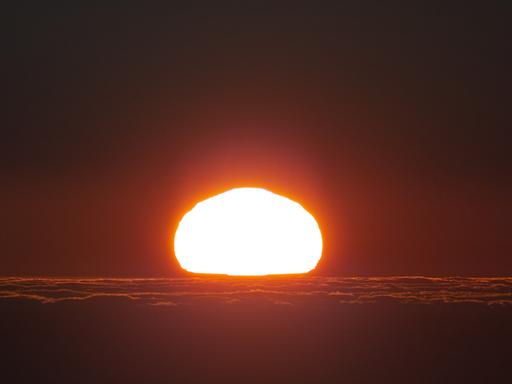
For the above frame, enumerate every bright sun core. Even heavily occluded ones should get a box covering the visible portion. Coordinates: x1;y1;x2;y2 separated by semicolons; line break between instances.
174;188;323;276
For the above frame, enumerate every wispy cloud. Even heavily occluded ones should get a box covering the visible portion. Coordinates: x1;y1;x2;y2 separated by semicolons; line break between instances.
1;276;511;306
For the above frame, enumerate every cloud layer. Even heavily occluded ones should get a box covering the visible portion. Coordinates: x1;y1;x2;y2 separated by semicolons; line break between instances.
1;276;511;306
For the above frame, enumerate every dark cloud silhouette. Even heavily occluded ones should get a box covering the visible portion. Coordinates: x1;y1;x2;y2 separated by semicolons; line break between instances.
2;276;512;383
2;276;511;306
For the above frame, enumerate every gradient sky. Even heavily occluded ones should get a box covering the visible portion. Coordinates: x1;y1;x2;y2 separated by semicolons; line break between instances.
2;2;511;276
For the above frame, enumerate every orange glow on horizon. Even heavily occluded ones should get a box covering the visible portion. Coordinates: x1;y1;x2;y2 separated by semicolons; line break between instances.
174;188;323;276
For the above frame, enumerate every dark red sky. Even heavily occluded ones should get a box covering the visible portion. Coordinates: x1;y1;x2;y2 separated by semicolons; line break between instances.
2;1;511;276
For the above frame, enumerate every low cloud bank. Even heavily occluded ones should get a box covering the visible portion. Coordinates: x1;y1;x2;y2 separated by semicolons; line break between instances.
1;276;511;306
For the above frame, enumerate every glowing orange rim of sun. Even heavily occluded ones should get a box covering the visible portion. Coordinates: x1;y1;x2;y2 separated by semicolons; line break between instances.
173;187;323;276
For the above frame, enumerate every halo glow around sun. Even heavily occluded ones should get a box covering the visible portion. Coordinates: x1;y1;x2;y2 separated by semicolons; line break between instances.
174;188;323;276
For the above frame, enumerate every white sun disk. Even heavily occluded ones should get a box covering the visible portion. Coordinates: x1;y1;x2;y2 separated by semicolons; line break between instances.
174;188;323;276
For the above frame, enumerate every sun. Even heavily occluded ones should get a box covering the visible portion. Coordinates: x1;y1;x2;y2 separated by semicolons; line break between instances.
174;187;323;276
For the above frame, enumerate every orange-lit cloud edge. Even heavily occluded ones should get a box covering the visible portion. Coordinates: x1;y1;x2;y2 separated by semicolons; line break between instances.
1;277;511;306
